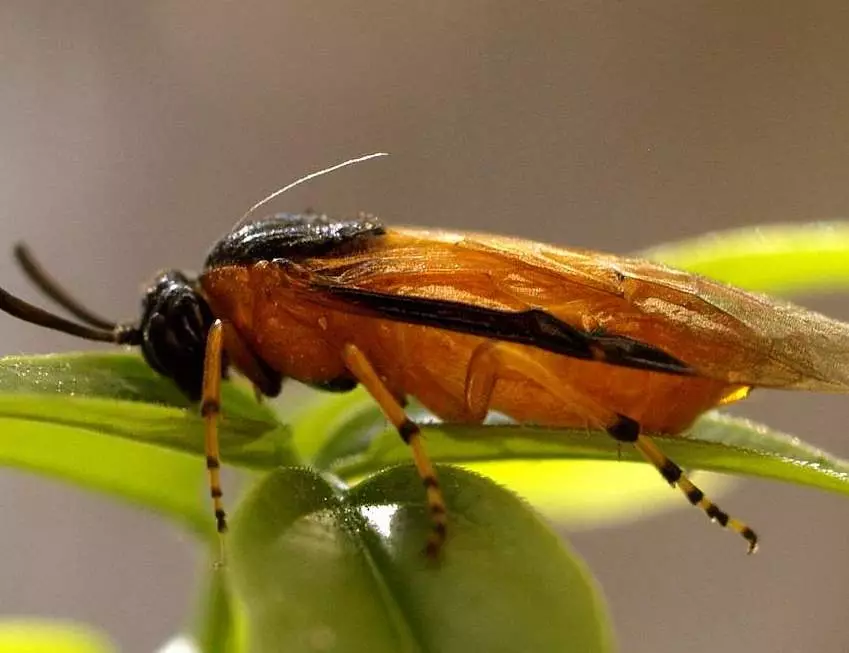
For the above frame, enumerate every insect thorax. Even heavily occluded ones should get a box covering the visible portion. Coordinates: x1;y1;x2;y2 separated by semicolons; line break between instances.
203;212;385;269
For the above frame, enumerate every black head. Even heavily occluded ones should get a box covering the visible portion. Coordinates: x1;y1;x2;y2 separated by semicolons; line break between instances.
0;244;215;401
137;270;216;400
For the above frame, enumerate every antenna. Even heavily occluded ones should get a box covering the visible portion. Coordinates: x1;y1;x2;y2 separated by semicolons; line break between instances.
235;151;389;228
0;243;139;344
14;244;116;329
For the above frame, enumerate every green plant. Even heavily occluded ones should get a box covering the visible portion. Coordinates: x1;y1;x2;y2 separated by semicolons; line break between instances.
2;222;849;652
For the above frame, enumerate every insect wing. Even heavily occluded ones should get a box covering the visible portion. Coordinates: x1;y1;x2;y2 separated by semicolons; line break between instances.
298;227;849;392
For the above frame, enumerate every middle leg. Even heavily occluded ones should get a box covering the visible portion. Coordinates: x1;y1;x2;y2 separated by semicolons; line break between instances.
341;343;448;557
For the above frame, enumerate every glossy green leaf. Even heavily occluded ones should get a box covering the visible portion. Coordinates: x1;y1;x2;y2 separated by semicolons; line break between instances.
229;465;612;653
0;621;115;653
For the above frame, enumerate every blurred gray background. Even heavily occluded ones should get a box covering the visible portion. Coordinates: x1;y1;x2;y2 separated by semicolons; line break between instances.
2;2;849;652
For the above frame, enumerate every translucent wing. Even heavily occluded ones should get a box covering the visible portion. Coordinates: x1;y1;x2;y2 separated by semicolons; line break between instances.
299;227;849;392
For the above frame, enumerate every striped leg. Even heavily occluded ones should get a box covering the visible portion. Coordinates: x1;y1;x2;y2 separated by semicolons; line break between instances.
341;343;447;557
608;415;758;553
465;341;758;553
202;319;228;562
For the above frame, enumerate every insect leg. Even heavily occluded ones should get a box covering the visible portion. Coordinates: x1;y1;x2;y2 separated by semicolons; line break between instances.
202;319;228;561
341;343;447;557
464;340;607;421
608;417;758;553
464;341;758;553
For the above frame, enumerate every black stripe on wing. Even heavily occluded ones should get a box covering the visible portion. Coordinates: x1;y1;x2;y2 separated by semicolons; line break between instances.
322;284;695;376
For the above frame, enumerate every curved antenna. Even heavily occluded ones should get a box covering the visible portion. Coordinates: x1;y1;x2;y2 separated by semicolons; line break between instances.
0;284;118;342
14;243;117;330
235;151;389;229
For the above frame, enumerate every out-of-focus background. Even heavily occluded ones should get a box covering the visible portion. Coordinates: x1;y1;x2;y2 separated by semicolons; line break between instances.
2;3;849;652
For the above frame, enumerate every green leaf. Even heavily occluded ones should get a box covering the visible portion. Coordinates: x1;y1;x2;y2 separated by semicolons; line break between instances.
0;353;296;536
327;411;849;503
293;394;700;527
0;620;116;653
229;466;613;653
194;559;244;653
0;415;212;535
289;385;384;466
0;353;294;464
452;461;730;528
641;221;849;293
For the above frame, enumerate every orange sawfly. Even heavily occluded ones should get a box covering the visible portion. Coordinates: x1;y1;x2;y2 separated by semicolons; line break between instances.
4;159;849;556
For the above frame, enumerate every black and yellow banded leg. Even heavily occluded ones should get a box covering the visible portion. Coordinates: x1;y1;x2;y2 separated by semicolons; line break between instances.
608;415;759;554
341;343;447;557
463;341;758;553
202;319;228;562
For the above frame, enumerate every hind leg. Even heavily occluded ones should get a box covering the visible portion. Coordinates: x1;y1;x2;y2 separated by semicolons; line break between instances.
464;340;758;553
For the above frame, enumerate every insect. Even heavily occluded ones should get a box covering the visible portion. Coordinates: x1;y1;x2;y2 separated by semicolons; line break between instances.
4;187;849;558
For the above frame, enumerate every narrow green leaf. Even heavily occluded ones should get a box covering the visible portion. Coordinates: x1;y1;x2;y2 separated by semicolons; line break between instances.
0;353;296;536
0;621;116;653
0;354;295;465
296;396;684;526
288;385;379;466
0;352;197;405
641;221;849;293
229;466;612;653
0;417;211;535
329;412;849;498
0;354;297;463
